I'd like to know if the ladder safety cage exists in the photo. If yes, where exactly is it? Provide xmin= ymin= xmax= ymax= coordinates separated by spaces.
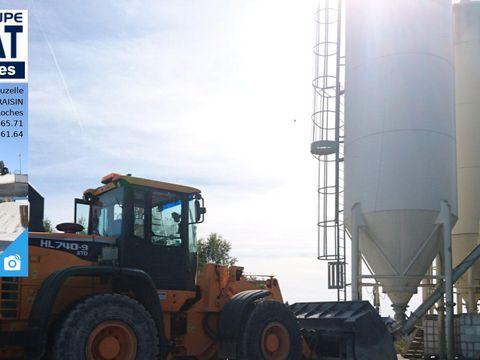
xmin=311 ymin=0 xmax=347 ymax=301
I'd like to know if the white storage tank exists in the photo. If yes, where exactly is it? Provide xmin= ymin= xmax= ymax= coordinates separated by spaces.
xmin=453 ymin=0 xmax=480 ymax=314
xmin=345 ymin=0 xmax=457 ymax=321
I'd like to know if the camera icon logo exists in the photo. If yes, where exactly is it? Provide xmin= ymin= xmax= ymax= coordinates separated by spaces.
xmin=4 ymin=254 xmax=21 ymax=271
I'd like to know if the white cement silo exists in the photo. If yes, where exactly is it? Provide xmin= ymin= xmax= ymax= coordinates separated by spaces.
xmin=453 ymin=0 xmax=480 ymax=314
xmin=345 ymin=0 xmax=457 ymax=322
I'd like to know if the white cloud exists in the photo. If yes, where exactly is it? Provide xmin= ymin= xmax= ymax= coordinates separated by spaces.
xmin=0 ymin=0 xmax=446 ymax=316
xmin=18 ymin=0 xmax=336 ymax=305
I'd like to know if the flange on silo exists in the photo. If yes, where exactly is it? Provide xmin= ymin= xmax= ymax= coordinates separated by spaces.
xmin=453 ymin=0 xmax=480 ymax=314
xmin=344 ymin=0 xmax=457 ymax=328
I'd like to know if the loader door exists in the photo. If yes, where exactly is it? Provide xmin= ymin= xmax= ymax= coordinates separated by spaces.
xmin=122 ymin=186 xmax=196 ymax=291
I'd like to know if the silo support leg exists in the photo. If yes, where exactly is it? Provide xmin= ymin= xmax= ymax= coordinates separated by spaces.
xmin=436 ymin=201 xmax=454 ymax=360
xmin=351 ymin=224 xmax=360 ymax=301
xmin=456 ymin=293 xmax=462 ymax=315
xmin=466 ymin=270 xmax=477 ymax=313
xmin=437 ymin=255 xmax=446 ymax=360
xmin=398 ymin=244 xmax=480 ymax=336
xmin=351 ymin=204 xmax=363 ymax=301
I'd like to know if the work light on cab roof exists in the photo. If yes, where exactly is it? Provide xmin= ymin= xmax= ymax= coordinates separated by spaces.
xmin=101 ymin=172 xmax=123 ymax=184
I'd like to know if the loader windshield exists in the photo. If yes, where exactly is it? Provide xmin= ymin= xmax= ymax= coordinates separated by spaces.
xmin=91 ymin=187 xmax=124 ymax=237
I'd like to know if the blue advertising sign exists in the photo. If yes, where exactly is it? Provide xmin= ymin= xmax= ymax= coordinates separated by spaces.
xmin=0 ymin=10 xmax=28 ymax=277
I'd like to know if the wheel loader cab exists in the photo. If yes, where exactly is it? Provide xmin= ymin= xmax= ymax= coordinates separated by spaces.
xmin=74 ymin=174 xmax=205 ymax=291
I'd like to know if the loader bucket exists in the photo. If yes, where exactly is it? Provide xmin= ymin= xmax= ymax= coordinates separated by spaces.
xmin=289 ymin=301 xmax=396 ymax=360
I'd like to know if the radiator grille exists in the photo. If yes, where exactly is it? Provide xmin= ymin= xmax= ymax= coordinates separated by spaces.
xmin=0 ymin=277 xmax=20 ymax=319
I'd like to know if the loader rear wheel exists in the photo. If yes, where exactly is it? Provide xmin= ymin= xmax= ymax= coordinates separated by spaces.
xmin=239 ymin=300 xmax=302 ymax=360
xmin=51 ymin=293 xmax=159 ymax=360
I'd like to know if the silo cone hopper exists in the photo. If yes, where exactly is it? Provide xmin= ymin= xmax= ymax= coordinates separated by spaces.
xmin=345 ymin=0 xmax=457 ymax=323
xmin=349 ymin=205 xmax=455 ymax=323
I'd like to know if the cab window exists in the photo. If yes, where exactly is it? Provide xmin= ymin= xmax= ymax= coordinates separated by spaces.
xmin=151 ymin=190 xmax=183 ymax=247
xmin=92 ymin=187 xmax=124 ymax=237
xmin=188 ymin=198 xmax=197 ymax=253
xmin=133 ymin=189 xmax=146 ymax=238
xmin=74 ymin=199 xmax=90 ymax=234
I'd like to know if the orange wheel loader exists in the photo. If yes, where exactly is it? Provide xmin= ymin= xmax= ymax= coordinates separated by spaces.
xmin=0 ymin=173 xmax=395 ymax=359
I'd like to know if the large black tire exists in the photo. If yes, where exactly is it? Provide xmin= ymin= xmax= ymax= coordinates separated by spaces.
xmin=51 ymin=293 xmax=159 ymax=360
xmin=238 ymin=300 xmax=302 ymax=360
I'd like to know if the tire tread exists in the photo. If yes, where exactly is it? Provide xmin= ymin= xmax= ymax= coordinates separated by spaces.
xmin=238 ymin=299 xmax=302 ymax=360
xmin=51 ymin=293 xmax=159 ymax=360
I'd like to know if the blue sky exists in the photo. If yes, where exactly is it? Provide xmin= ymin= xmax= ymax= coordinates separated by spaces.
xmin=0 ymin=130 xmax=27 ymax=174
xmin=0 ymin=83 xmax=28 ymax=174
xmin=1 ymin=0 xmax=461 ymax=314
xmin=0 ymin=0 xmax=341 ymax=305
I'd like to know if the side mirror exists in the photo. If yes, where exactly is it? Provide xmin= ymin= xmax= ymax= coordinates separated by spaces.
xmin=194 ymin=198 xmax=206 ymax=223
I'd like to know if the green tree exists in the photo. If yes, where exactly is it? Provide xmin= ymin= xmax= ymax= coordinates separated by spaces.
xmin=197 ymin=233 xmax=238 ymax=270
xmin=43 ymin=218 xmax=53 ymax=232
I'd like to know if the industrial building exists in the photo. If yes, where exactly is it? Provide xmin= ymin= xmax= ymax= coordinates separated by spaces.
xmin=311 ymin=0 xmax=480 ymax=358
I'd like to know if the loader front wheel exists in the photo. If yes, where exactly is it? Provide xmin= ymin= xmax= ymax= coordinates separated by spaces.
xmin=239 ymin=300 xmax=302 ymax=360
xmin=51 ymin=293 xmax=159 ymax=360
